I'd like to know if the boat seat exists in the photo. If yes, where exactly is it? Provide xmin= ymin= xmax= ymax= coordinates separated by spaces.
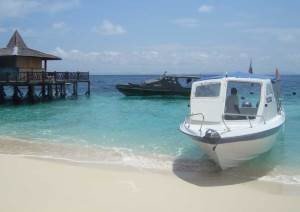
xmin=225 ymin=107 xmax=257 ymax=120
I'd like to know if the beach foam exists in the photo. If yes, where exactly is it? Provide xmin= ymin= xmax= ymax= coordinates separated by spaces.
xmin=259 ymin=175 xmax=300 ymax=185
xmin=1 ymin=136 xmax=300 ymax=185
xmin=0 ymin=136 xmax=174 ymax=171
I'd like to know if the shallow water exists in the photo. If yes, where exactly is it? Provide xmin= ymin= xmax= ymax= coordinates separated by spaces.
xmin=0 ymin=75 xmax=299 ymax=185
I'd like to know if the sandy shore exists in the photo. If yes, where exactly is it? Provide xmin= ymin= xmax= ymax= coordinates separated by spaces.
xmin=0 ymin=154 xmax=299 ymax=212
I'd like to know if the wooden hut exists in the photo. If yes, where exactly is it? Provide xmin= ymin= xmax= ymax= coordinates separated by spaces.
xmin=0 ymin=30 xmax=90 ymax=104
xmin=0 ymin=30 xmax=61 ymax=74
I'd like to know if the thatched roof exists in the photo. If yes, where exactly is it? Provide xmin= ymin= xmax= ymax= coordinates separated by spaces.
xmin=0 ymin=30 xmax=61 ymax=60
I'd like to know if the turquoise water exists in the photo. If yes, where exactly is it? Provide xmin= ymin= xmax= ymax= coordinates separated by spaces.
xmin=0 ymin=75 xmax=299 ymax=184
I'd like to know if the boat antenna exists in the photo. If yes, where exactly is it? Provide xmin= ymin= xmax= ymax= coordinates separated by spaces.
xmin=248 ymin=58 xmax=253 ymax=74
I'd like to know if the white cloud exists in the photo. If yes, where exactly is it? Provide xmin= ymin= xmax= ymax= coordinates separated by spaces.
xmin=49 ymin=42 xmax=300 ymax=74
xmin=198 ymin=4 xmax=214 ymax=13
xmin=52 ymin=22 xmax=67 ymax=30
xmin=93 ymin=20 xmax=126 ymax=35
xmin=244 ymin=27 xmax=300 ymax=43
xmin=0 ymin=27 xmax=7 ymax=33
xmin=0 ymin=0 xmax=79 ymax=19
xmin=46 ymin=0 xmax=79 ymax=13
xmin=53 ymin=47 xmax=122 ymax=62
xmin=224 ymin=21 xmax=245 ymax=28
xmin=0 ymin=0 xmax=39 ymax=18
xmin=51 ymin=45 xmax=266 ymax=74
xmin=173 ymin=18 xmax=199 ymax=28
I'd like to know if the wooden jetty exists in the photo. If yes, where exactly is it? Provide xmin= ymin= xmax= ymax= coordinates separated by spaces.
xmin=0 ymin=30 xmax=90 ymax=104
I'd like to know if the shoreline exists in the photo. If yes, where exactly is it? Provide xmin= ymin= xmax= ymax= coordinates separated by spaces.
xmin=0 ymin=154 xmax=300 ymax=212
xmin=1 ymin=135 xmax=300 ymax=186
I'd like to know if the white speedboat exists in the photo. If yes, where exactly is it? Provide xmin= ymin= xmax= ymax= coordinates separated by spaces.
xmin=180 ymin=74 xmax=285 ymax=169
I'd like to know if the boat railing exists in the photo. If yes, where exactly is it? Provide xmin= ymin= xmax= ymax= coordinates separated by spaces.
xmin=184 ymin=113 xmax=205 ymax=136
xmin=222 ymin=113 xmax=266 ymax=131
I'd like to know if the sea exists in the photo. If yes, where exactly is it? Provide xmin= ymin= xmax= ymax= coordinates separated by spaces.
xmin=0 ymin=75 xmax=299 ymax=185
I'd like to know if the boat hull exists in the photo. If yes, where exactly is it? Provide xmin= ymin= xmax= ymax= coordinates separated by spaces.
xmin=116 ymin=85 xmax=190 ymax=96
xmin=197 ymin=128 xmax=281 ymax=169
xmin=180 ymin=122 xmax=284 ymax=169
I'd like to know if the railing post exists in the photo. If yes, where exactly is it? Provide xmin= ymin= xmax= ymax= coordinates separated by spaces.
xmin=77 ymin=72 xmax=79 ymax=80
xmin=42 ymin=71 xmax=45 ymax=83
xmin=6 ymin=72 xmax=9 ymax=82
xmin=26 ymin=72 xmax=29 ymax=83
xmin=54 ymin=71 xmax=57 ymax=82
xmin=247 ymin=116 xmax=253 ymax=128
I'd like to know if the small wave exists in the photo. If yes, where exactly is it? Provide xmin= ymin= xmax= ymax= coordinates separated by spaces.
xmin=0 ymin=136 xmax=174 ymax=171
xmin=259 ymin=175 xmax=300 ymax=185
xmin=2 ymin=136 xmax=300 ymax=185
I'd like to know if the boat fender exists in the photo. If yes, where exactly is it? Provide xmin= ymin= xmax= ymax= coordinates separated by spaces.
xmin=203 ymin=129 xmax=221 ymax=146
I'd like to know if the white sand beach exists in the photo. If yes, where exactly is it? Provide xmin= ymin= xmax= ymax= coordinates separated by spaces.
xmin=0 ymin=154 xmax=299 ymax=212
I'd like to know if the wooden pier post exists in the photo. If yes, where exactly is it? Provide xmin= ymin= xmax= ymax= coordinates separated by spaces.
xmin=47 ymin=84 xmax=53 ymax=100
xmin=0 ymin=85 xmax=6 ymax=104
xmin=26 ymin=85 xmax=35 ymax=103
xmin=75 ymin=82 xmax=78 ymax=96
xmin=62 ymin=84 xmax=66 ymax=98
xmin=72 ymin=82 xmax=78 ymax=96
xmin=59 ymin=84 xmax=62 ymax=97
xmin=12 ymin=86 xmax=22 ymax=104
xmin=59 ymin=84 xmax=64 ymax=98
xmin=55 ymin=84 xmax=59 ymax=97
xmin=41 ymin=84 xmax=46 ymax=100
xmin=86 ymin=81 xmax=90 ymax=96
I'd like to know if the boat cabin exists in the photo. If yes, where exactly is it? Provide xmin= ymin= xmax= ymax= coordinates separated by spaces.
xmin=190 ymin=77 xmax=280 ymax=124
xmin=143 ymin=75 xmax=199 ymax=88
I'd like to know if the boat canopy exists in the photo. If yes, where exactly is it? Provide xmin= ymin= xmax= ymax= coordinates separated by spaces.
xmin=190 ymin=77 xmax=279 ymax=123
xmin=201 ymin=71 xmax=279 ymax=81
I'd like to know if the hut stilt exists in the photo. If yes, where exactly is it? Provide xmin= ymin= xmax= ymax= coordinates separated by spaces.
xmin=0 ymin=85 xmax=6 ymax=103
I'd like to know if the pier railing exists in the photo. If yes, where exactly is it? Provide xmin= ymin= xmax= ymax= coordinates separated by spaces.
xmin=0 ymin=71 xmax=89 ymax=83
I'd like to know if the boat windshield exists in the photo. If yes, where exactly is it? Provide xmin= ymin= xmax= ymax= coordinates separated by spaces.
xmin=224 ymin=81 xmax=261 ymax=120
xmin=144 ymin=79 xmax=160 ymax=84
xmin=195 ymin=83 xmax=221 ymax=97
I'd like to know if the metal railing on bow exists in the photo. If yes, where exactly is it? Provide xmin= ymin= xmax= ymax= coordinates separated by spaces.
xmin=222 ymin=113 xmax=266 ymax=131
xmin=184 ymin=112 xmax=205 ymax=136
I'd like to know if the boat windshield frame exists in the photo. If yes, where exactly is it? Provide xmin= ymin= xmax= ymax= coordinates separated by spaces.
xmin=190 ymin=77 xmax=269 ymax=123
xmin=223 ymin=79 xmax=263 ymax=120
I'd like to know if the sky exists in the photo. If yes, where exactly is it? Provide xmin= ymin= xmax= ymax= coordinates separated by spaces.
xmin=0 ymin=0 xmax=300 ymax=75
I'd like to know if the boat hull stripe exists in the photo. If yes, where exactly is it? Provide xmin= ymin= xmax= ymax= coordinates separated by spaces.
xmin=186 ymin=124 xmax=282 ymax=144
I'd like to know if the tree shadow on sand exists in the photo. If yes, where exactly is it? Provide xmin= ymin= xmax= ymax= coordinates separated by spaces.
xmin=172 ymin=148 xmax=280 ymax=187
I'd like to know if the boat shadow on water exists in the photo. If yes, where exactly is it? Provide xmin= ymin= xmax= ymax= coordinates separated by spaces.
xmin=172 ymin=147 xmax=281 ymax=187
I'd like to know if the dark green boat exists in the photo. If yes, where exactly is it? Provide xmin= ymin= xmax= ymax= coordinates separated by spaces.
xmin=116 ymin=73 xmax=200 ymax=96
